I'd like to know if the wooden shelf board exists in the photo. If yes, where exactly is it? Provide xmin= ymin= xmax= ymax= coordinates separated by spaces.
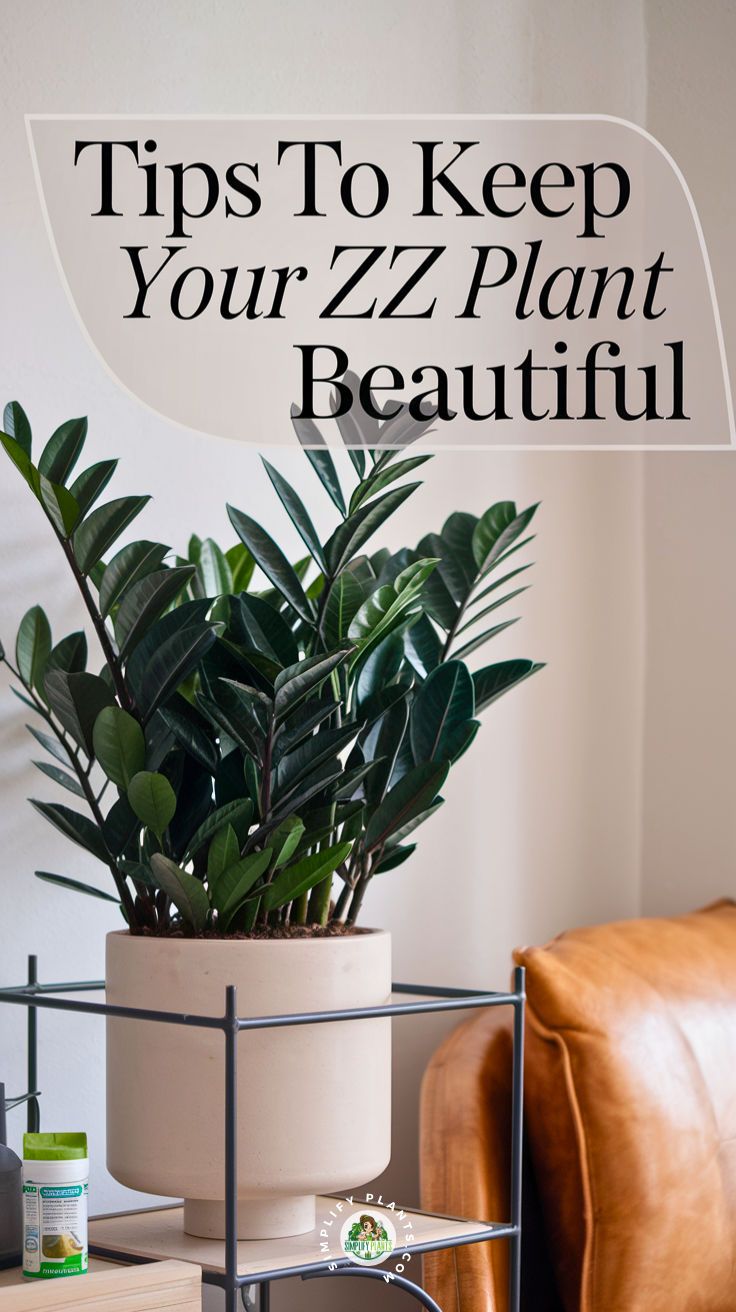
xmin=0 ymin=1260 xmax=200 ymax=1310
xmin=0 ymin=1259 xmax=121 ymax=1288
xmin=89 ymin=1200 xmax=499 ymax=1278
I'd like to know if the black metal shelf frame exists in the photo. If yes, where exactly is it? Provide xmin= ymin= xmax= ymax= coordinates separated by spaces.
xmin=0 ymin=955 xmax=525 ymax=1312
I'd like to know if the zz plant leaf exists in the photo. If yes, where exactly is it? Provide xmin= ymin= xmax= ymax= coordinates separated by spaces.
xmin=93 ymin=707 xmax=145 ymax=789
xmin=127 ymin=771 xmax=177 ymax=839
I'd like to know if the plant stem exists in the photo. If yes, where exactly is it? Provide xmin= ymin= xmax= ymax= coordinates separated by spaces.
xmin=260 ymin=721 xmax=274 ymax=822
xmin=346 ymin=854 xmax=373 ymax=926
xmin=59 ymin=539 xmax=132 ymax=711
xmin=256 ymin=720 xmax=276 ymax=926
xmin=293 ymin=891 xmax=309 ymax=925
xmin=333 ymin=880 xmax=352 ymax=921
xmin=307 ymin=875 xmax=332 ymax=926
xmin=441 ymin=586 xmax=475 ymax=661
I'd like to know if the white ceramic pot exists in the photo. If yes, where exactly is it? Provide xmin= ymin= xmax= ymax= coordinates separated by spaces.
xmin=105 ymin=929 xmax=391 ymax=1240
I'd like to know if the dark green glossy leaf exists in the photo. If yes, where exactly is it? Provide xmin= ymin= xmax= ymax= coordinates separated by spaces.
xmin=349 ymin=455 xmax=431 ymax=513
xmin=346 ymin=444 xmax=366 ymax=477
xmin=32 ymin=759 xmax=84 ymax=797
xmin=44 ymin=670 xmax=114 ymax=755
xmin=274 ymin=648 xmax=351 ymax=723
xmin=44 ymin=631 xmax=87 ymax=684
xmin=30 ymin=800 xmax=109 ymax=862
xmin=468 ymin=563 xmax=534 ymax=610
xmin=99 ymin=540 xmax=169 ymax=617
xmin=355 ymin=632 xmax=405 ymax=707
xmin=413 ymin=536 xmax=458 ymax=629
xmin=68 ymin=460 xmax=118 ymax=519
xmin=3 ymin=402 xmax=31 ymax=456
xmin=417 ymin=531 xmax=467 ymax=608
xmin=356 ymin=681 xmax=412 ymax=733
xmin=116 ymin=565 xmax=196 ymax=656
xmin=472 ymin=502 xmax=539 ymax=571
xmin=160 ymin=701 xmax=218 ymax=773
xmin=73 ymin=495 xmax=150 ymax=574
xmin=207 ymin=823 xmax=240 ymax=882
xmin=440 ymin=511 xmax=479 ymax=589
xmin=136 ymin=622 xmax=217 ymax=722
xmin=455 ymin=586 xmax=529 ymax=638
xmin=196 ymin=687 xmax=264 ymax=760
xmin=330 ymin=758 xmax=382 ymax=801
xmin=372 ymin=843 xmax=417 ymax=873
xmin=404 ymin=614 xmax=441 ymax=677
xmin=291 ymin=407 xmax=347 ymax=515
xmin=166 ymin=757 xmax=216 ymax=860
xmin=472 ymin=659 xmax=545 ymax=713
xmin=230 ymin=594 xmax=298 ymax=668
xmin=117 ymin=859 xmax=156 ymax=889
xmin=452 ymin=719 xmax=480 ymax=761
xmin=35 ymin=871 xmax=119 ymax=903
xmin=272 ymin=694 xmax=338 ymax=761
xmin=322 ymin=572 xmax=365 ymax=648
xmin=150 ymin=854 xmax=209 ymax=931
xmin=263 ymin=459 xmax=327 ymax=570
xmin=143 ymin=709 xmax=176 ymax=772
xmin=127 ymin=771 xmax=176 ymax=838
xmin=103 ymin=795 xmax=140 ymax=857
xmin=225 ymin=542 xmax=256 ymax=593
xmin=452 ymin=618 xmax=519 ymax=662
xmin=185 ymin=798 xmax=254 ymax=861
xmin=271 ymin=755 xmax=345 ymax=817
xmin=227 ymin=504 xmax=313 ymax=623
xmin=38 ymin=475 xmax=80 ymax=537
xmin=38 ymin=418 xmax=87 ymax=485
xmin=410 ymin=660 xmax=475 ymax=764
xmin=192 ymin=538 xmax=232 ymax=599
xmin=127 ymin=599 xmax=210 ymax=676
xmin=325 ymin=483 xmax=420 ymax=576
xmin=26 ymin=723 xmax=72 ymax=766
xmin=384 ymin=799 xmax=444 ymax=847
xmin=363 ymin=700 xmax=409 ymax=804
xmin=262 ymin=841 xmax=353 ymax=912
xmin=16 ymin=606 xmax=51 ymax=694
xmin=0 ymin=431 xmax=34 ymax=487
xmin=348 ymin=559 xmax=437 ymax=675
xmin=293 ymin=801 xmax=361 ymax=853
xmin=364 ymin=761 xmax=449 ymax=852
xmin=93 ymin=706 xmax=145 ymax=789
xmin=270 ymin=816 xmax=305 ymax=869
xmin=274 ymin=724 xmax=358 ymax=804
xmin=11 ymin=686 xmax=37 ymax=711
xmin=213 ymin=848 xmax=272 ymax=926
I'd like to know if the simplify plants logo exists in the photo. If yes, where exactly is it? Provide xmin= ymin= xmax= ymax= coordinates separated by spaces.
xmin=319 ymin=1195 xmax=415 ymax=1281
xmin=340 ymin=1210 xmax=395 ymax=1265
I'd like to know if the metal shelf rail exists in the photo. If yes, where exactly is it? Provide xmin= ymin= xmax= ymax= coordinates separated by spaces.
xmin=0 ymin=955 xmax=525 ymax=1311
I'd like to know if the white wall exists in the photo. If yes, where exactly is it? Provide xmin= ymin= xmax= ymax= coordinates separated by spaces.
xmin=640 ymin=1 xmax=736 ymax=917
xmin=6 ymin=2 xmax=732 ymax=1309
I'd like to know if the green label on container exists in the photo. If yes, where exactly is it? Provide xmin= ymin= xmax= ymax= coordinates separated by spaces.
xmin=22 ymin=1180 xmax=88 ymax=1278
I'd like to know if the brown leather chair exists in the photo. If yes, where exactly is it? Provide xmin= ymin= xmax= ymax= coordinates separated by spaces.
xmin=420 ymin=901 xmax=736 ymax=1312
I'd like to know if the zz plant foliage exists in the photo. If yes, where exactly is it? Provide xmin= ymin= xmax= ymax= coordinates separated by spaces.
xmin=0 ymin=391 xmax=543 ymax=934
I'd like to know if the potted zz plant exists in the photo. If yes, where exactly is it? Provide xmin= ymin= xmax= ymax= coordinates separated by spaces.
xmin=0 ymin=392 xmax=543 ymax=1240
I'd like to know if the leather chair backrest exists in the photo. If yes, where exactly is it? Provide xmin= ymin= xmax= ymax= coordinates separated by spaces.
xmin=515 ymin=899 xmax=736 ymax=1312
xmin=420 ymin=1008 xmax=562 ymax=1312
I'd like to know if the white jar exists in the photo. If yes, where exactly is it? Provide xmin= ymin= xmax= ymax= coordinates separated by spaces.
xmin=22 ymin=1134 xmax=88 ymax=1279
